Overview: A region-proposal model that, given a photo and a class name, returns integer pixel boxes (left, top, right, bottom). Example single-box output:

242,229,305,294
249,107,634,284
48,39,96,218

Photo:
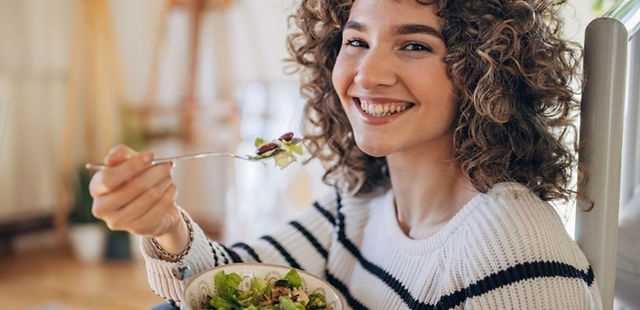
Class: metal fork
84,152,264,171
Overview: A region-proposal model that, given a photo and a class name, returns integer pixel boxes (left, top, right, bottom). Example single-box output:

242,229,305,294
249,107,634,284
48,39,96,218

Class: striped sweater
141,182,602,309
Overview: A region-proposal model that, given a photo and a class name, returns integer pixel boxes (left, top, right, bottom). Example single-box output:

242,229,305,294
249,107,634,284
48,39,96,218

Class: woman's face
332,0,456,157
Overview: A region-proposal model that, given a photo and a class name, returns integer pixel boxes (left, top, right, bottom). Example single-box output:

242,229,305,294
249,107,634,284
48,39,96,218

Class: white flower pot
69,223,107,263
130,234,144,260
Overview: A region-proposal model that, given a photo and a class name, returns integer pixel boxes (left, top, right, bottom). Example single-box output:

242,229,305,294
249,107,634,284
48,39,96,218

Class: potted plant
68,166,107,263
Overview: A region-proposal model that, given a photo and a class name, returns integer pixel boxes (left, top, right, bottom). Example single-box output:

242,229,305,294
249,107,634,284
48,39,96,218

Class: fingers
91,163,173,218
88,144,183,238
127,184,179,236
106,177,174,231
90,152,154,196
104,144,138,166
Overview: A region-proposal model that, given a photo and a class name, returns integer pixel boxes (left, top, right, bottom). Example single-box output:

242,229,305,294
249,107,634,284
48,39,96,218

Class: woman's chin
354,139,393,158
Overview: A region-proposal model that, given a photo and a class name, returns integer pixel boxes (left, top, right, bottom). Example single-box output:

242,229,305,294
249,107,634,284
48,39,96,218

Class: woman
89,0,602,308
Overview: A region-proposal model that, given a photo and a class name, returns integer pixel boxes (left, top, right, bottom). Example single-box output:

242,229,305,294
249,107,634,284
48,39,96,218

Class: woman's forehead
348,0,442,30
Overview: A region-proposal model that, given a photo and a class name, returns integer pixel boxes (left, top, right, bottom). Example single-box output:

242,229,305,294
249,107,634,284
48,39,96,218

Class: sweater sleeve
140,193,339,302
458,183,603,310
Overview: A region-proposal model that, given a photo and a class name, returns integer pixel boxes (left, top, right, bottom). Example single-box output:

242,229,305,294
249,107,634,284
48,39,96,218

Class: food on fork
248,132,306,169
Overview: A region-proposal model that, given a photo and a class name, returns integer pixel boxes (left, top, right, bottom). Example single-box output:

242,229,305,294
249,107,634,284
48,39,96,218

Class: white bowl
183,263,345,310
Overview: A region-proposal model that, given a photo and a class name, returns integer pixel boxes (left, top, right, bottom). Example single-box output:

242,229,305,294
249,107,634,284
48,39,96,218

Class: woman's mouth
353,97,415,125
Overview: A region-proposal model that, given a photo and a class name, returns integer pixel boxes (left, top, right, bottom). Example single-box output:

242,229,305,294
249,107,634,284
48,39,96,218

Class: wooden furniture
55,0,238,245
142,0,236,144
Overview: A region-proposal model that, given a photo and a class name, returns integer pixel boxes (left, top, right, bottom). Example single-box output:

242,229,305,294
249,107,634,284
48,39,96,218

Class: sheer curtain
0,0,73,218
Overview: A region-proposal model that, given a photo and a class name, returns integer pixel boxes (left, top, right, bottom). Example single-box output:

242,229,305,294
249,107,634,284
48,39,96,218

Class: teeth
358,99,412,117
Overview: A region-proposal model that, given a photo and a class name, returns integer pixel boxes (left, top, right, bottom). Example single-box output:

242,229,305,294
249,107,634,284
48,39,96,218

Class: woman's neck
386,135,478,240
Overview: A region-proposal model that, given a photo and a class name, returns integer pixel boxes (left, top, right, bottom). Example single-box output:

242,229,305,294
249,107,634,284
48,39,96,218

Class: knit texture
141,182,602,309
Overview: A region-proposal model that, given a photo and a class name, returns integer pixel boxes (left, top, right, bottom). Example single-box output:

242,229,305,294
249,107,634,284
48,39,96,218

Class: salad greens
248,132,306,169
202,268,331,310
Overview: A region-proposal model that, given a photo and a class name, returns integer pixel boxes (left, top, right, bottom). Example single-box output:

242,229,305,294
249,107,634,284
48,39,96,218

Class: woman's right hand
89,145,188,253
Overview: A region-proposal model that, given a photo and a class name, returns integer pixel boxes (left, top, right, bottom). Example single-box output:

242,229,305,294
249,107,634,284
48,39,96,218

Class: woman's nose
354,50,398,89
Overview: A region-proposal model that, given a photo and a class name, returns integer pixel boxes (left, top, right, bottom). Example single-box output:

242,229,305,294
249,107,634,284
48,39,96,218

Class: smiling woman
88,0,602,309
295,0,582,202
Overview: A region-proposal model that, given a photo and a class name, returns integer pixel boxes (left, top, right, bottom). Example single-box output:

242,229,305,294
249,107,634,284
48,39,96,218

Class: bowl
183,263,345,309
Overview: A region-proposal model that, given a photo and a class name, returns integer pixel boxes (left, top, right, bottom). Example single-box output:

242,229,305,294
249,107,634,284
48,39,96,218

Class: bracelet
151,210,194,263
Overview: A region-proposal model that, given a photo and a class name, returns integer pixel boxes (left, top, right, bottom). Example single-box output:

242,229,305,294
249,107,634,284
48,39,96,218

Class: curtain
0,0,73,219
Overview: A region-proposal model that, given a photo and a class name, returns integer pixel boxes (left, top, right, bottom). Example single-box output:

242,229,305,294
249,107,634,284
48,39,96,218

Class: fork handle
84,162,171,171
84,152,253,171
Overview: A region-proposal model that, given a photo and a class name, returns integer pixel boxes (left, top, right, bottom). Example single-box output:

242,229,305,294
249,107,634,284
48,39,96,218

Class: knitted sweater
141,182,602,309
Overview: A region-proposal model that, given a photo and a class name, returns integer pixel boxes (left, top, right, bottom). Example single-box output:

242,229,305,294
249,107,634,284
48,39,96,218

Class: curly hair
287,0,582,201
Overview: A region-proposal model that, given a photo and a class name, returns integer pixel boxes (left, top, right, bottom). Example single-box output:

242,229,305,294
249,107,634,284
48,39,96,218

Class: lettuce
284,269,303,288
279,297,305,310
206,268,328,310
214,271,243,299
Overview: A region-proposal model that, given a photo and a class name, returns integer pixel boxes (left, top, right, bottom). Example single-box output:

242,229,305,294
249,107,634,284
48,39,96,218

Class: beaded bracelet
151,210,194,263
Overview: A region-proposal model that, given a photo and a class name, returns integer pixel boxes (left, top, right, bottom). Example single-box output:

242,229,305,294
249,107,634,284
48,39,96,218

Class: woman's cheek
332,54,356,99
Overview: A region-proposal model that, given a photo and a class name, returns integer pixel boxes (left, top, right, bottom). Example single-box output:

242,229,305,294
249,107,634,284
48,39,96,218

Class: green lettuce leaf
285,143,304,156
307,291,327,309
255,137,266,147
284,269,303,288
250,277,268,296
278,297,305,310
273,151,296,169
214,271,242,299
209,295,241,310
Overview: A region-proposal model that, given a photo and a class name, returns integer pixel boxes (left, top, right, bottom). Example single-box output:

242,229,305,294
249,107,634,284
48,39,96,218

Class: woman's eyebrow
344,20,443,41
344,20,366,31
394,24,443,41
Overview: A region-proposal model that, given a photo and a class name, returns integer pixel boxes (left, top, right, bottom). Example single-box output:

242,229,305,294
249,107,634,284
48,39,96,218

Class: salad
248,132,306,169
203,268,332,310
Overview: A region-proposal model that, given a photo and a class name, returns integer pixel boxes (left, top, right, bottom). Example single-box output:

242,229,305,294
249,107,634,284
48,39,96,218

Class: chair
576,0,640,309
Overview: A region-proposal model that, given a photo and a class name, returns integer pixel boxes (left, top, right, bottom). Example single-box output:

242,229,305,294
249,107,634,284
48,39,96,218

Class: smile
354,97,415,117
352,97,416,126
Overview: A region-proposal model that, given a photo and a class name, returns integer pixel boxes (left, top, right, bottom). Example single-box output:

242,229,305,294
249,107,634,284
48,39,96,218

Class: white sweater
141,182,602,309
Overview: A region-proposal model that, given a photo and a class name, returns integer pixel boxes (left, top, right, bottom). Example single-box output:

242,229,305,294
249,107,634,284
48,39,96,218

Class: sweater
141,182,602,309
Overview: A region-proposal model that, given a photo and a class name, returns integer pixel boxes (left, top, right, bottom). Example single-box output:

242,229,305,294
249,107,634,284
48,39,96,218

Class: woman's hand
89,145,188,253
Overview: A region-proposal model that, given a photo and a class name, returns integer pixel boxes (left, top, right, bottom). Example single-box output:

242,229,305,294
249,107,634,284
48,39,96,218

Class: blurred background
0,0,634,309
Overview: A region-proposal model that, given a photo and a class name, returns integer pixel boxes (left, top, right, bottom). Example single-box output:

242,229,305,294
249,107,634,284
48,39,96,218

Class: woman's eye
345,39,368,48
402,43,432,52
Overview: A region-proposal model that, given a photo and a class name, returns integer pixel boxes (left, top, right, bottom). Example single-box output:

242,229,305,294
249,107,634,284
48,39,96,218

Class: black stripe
313,201,336,226
231,242,262,263
334,190,597,309
289,221,329,259
218,242,230,264
430,262,595,309
325,269,368,310
208,241,219,266
220,244,243,263
260,235,302,270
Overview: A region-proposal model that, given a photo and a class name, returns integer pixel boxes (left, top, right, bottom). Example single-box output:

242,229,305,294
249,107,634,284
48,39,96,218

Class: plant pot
105,230,131,261
130,234,144,260
69,223,107,263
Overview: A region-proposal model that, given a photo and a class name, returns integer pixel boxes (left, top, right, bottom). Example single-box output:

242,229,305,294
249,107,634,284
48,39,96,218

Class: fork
84,152,264,171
